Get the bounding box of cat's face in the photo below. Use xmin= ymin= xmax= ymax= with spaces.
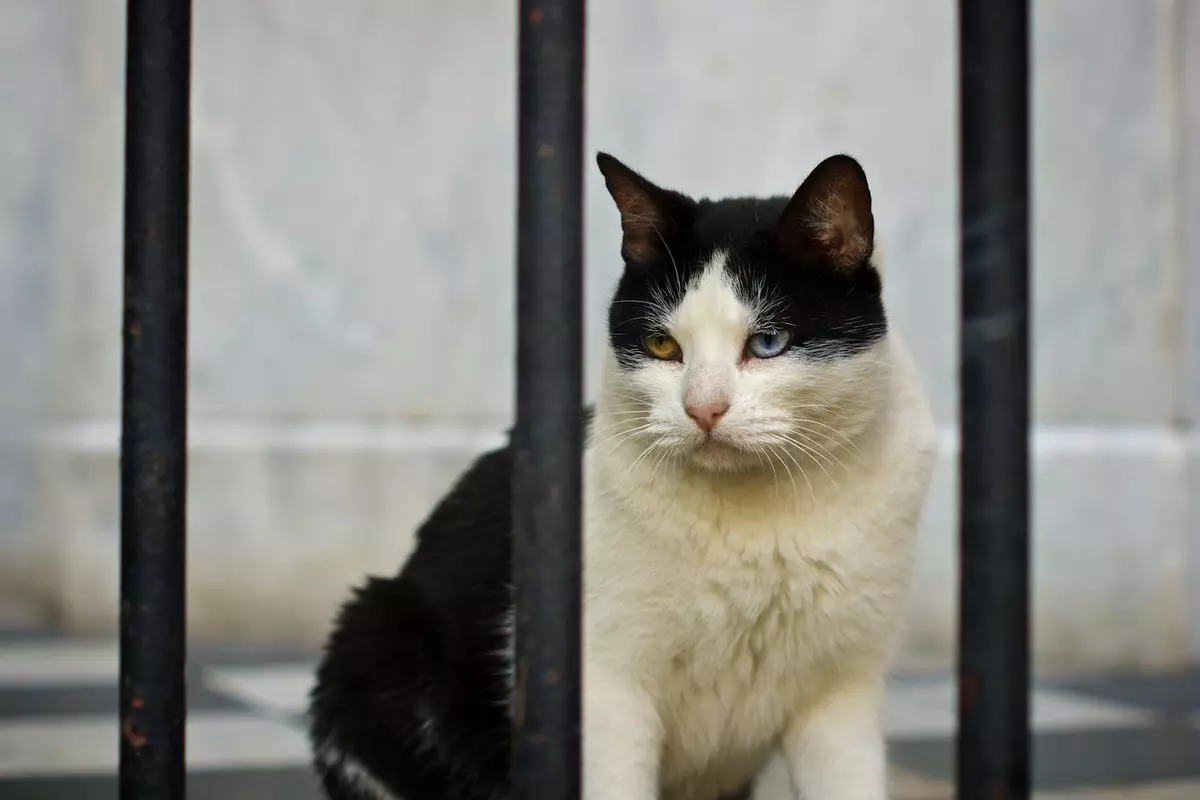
xmin=598 ymin=153 xmax=890 ymax=473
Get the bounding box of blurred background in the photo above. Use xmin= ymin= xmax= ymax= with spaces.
xmin=1 ymin=1 xmax=1198 ymax=797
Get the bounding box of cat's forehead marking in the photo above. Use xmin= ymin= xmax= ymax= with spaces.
xmin=667 ymin=250 xmax=751 ymax=350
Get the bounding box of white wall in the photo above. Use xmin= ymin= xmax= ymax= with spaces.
xmin=1 ymin=0 xmax=1197 ymax=672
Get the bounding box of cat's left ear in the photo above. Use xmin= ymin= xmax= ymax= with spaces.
xmin=774 ymin=154 xmax=874 ymax=271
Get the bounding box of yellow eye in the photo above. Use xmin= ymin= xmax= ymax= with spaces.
xmin=643 ymin=334 xmax=682 ymax=361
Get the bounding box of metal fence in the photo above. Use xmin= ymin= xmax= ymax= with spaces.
xmin=119 ymin=1 xmax=191 ymax=797
xmin=116 ymin=1 xmax=1031 ymax=798
xmin=956 ymin=3 xmax=1032 ymax=797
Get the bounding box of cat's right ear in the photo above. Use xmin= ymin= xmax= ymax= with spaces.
xmin=596 ymin=153 xmax=691 ymax=265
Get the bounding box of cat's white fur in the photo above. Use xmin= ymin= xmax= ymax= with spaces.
xmin=581 ymin=250 xmax=937 ymax=800
xmin=314 ymin=741 xmax=403 ymax=800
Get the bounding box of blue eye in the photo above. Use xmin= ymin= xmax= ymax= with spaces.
xmin=746 ymin=330 xmax=792 ymax=359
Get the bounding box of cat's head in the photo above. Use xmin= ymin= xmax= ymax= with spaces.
xmin=597 ymin=152 xmax=891 ymax=474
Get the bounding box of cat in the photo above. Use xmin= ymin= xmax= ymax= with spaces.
xmin=307 ymin=151 xmax=938 ymax=800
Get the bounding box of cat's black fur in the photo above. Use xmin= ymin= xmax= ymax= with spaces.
xmin=308 ymin=444 xmax=755 ymax=800
xmin=309 ymin=447 xmax=515 ymax=799
xmin=307 ymin=152 xmax=885 ymax=800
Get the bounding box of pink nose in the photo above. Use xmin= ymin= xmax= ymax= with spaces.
xmin=685 ymin=401 xmax=729 ymax=432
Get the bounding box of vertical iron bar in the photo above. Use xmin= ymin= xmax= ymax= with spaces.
xmin=119 ymin=1 xmax=192 ymax=797
xmin=512 ymin=1 xmax=586 ymax=799
xmin=956 ymin=1 xmax=1032 ymax=799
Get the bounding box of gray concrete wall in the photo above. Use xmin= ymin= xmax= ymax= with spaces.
xmin=1184 ymin=0 xmax=1200 ymax=663
xmin=0 ymin=0 xmax=76 ymax=624
xmin=1 ymin=0 xmax=1197 ymax=672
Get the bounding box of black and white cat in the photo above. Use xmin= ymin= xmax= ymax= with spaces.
xmin=308 ymin=152 xmax=938 ymax=800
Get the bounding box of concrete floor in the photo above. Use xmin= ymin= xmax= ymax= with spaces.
xmin=0 ymin=633 xmax=1197 ymax=798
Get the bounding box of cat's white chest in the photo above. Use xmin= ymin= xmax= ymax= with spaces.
xmin=662 ymin=520 xmax=868 ymax=791
xmin=586 ymin=483 xmax=909 ymax=799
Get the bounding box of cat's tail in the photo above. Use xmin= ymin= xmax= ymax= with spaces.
xmin=307 ymin=575 xmax=454 ymax=799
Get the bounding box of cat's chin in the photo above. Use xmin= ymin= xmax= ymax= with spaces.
xmin=684 ymin=438 xmax=762 ymax=473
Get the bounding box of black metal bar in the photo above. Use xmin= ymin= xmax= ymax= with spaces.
xmin=119 ymin=1 xmax=192 ymax=797
xmin=511 ymin=1 xmax=586 ymax=799
xmin=956 ymin=0 xmax=1031 ymax=798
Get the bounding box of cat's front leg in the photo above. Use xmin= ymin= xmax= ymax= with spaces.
xmin=782 ymin=679 xmax=887 ymax=800
xmin=583 ymin=663 xmax=661 ymax=800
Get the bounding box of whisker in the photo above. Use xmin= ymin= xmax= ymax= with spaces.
xmin=625 ymin=436 xmax=667 ymax=477
xmin=600 ymin=409 xmax=655 ymax=418
xmin=750 ymin=442 xmax=783 ymax=501
xmin=769 ymin=446 xmax=802 ymax=513
xmin=602 ymin=390 xmax=655 ymax=405
xmin=588 ymin=422 xmax=659 ymax=454
xmin=646 ymin=439 xmax=676 ymax=483
xmin=775 ymin=432 xmax=836 ymax=469
xmin=608 ymin=298 xmax=661 ymax=308
xmin=769 ymin=441 xmax=813 ymax=507
xmin=774 ymin=433 xmax=840 ymax=491
xmin=791 ymin=419 xmax=864 ymax=457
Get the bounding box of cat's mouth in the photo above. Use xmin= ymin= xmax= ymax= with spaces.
xmin=694 ymin=432 xmax=751 ymax=459
xmin=684 ymin=434 xmax=758 ymax=472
